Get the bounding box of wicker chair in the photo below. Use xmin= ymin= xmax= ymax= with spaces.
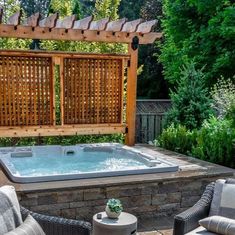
xmin=20 ymin=206 xmax=91 ymax=235
xmin=173 ymin=182 xmax=215 ymax=235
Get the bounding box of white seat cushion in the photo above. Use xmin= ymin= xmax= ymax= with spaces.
xmin=210 ymin=179 xmax=235 ymax=219
xmin=185 ymin=226 xmax=217 ymax=235
xmin=5 ymin=215 xmax=45 ymax=235
xmin=0 ymin=185 xmax=23 ymax=235
xmin=199 ymin=216 xmax=235 ymax=235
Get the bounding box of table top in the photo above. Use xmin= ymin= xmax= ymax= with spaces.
xmin=93 ymin=211 xmax=137 ymax=227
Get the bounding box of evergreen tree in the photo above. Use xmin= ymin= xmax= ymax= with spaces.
xmin=165 ymin=62 xmax=213 ymax=130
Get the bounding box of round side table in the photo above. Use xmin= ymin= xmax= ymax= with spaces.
xmin=93 ymin=211 xmax=137 ymax=235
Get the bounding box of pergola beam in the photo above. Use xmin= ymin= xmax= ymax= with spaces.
xmin=0 ymin=124 xmax=126 ymax=137
xmin=0 ymin=10 xmax=161 ymax=44
xmin=0 ymin=25 xmax=161 ymax=44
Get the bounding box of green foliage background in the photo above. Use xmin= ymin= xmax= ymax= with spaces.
xmin=160 ymin=0 xmax=235 ymax=86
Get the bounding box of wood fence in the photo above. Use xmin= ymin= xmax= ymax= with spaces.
xmin=135 ymin=100 xmax=171 ymax=143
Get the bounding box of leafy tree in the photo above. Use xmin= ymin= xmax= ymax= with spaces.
xmin=79 ymin=0 xmax=95 ymax=17
xmin=160 ymin=0 xmax=235 ymax=87
xmin=118 ymin=0 xmax=143 ymax=20
xmin=137 ymin=0 xmax=169 ymax=99
xmin=165 ymin=62 xmax=213 ymax=130
xmin=72 ymin=0 xmax=81 ymax=18
xmin=0 ymin=0 xmax=31 ymax=49
xmin=94 ymin=0 xmax=120 ymax=20
xmin=41 ymin=0 xmax=126 ymax=54
xmin=20 ymin=0 xmax=51 ymax=17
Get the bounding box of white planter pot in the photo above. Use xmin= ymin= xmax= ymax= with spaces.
xmin=105 ymin=205 xmax=121 ymax=219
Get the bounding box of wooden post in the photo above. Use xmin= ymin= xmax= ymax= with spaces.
xmin=60 ymin=57 xmax=65 ymax=125
xmin=51 ymin=57 xmax=57 ymax=126
xmin=125 ymin=40 xmax=138 ymax=146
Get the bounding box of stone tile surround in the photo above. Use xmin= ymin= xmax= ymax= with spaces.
xmin=0 ymin=144 xmax=234 ymax=222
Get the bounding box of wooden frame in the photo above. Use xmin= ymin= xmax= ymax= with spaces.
xmin=0 ymin=50 xmax=128 ymax=138
xmin=0 ymin=10 xmax=162 ymax=145
xmin=0 ymin=124 xmax=126 ymax=137
xmin=0 ymin=10 xmax=161 ymax=44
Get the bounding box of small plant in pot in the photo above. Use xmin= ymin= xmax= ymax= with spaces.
xmin=105 ymin=198 xmax=123 ymax=219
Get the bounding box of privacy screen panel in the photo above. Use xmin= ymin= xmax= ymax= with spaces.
xmin=63 ymin=57 xmax=123 ymax=124
xmin=0 ymin=55 xmax=53 ymax=126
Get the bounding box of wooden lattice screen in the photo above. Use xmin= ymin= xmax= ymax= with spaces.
xmin=0 ymin=9 xmax=161 ymax=144
xmin=0 ymin=55 xmax=53 ymax=126
xmin=63 ymin=57 xmax=123 ymax=124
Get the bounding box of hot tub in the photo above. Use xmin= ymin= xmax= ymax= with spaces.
xmin=0 ymin=143 xmax=178 ymax=183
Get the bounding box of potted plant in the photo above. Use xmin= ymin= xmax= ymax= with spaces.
xmin=105 ymin=198 xmax=123 ymax=219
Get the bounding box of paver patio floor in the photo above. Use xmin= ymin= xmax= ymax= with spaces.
xmin=138 ymin=216 xmax=174 ymax=235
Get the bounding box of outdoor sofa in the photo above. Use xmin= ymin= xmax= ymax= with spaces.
xmin=20 ymin=206 xmax=91 ymax=235
xmin=0 ymin=185 xmax=91 ymax=235
xmin=173 ymin=178 xmax=235 ymax=235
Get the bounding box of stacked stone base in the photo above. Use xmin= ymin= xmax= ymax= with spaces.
xmin=18 ymin=176 xmax=221 ymax=221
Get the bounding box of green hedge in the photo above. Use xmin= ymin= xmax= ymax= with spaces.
xmin=157 ymin=117 xmax=235 ymax=167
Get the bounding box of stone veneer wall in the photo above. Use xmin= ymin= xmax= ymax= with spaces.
xmin=17 ymin=176 xmax=221 ymax=222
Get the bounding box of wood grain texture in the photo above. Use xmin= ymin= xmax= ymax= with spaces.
xmin=106 ymin=18 xmax=126 ymax=32
xmin=0 ymin=24 xmax=162 ymax=44
xmin=122 ymin=19 xmax=143 ymax=33
xmin=89 ymin=17 xmax=109 ymax=31
xmin=63 ymin=56 xmax=124 ymax=125
xmin=24 ymin=12 xmax=40 ymax=27
xmin=136 ymin=20 xmax=157 ymax=33
xmin=0 ymin=50 xmax=132 ymax=140
xmin=0 ymin=124 xmax=126 ymax=137
xmin=0 ymin=54 xmax=53 ymax=126
xmin=39 ymin=13 xmax=58 ymax=28
xmin=73 ymin=16 xmax=93 ymax=30
xmin=125 ymin=44 xmax=138 ymax=146
xmin=7 ymin=11 xmax=21 ymax=26
xmin=55 ymin=15 xmax=76 ymax=29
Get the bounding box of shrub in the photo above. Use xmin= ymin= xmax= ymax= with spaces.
xmin=211 ymin=77 xmax=235 ymax=119
xmin=157 ymin=124 xmax=196 ymax=155
xmin=165 ymin=62 xmax=213 ymax=130
xmin=157 ymin=117 xmax=235 ymax=168
xmin=192 ymin=117 xmax=235 ymax=167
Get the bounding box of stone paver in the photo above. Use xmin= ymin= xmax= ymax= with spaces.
xmin=138 ymin=216 xmax=173 ymax=235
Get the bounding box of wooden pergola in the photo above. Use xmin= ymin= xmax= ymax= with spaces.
xmin=0 ymin=10 xmax=162 ymax=146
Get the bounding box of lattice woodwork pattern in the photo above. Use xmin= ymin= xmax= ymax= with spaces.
xmin=0 ymin=55 xmax=53 ymax=126
xmin=63 ymin=57 xmax=123 ymax=124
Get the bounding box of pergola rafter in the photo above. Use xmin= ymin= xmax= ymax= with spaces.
xmin=0 ymin=10 xmax=161 ymax=44
xmin=0 ymin=10 xmax=162 ymax=146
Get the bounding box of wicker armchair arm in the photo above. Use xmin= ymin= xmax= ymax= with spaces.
xmin=173 ymin=182 xmax=215 ymax=235
xmin=20 ymin=206 xmax=91 ymax=235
